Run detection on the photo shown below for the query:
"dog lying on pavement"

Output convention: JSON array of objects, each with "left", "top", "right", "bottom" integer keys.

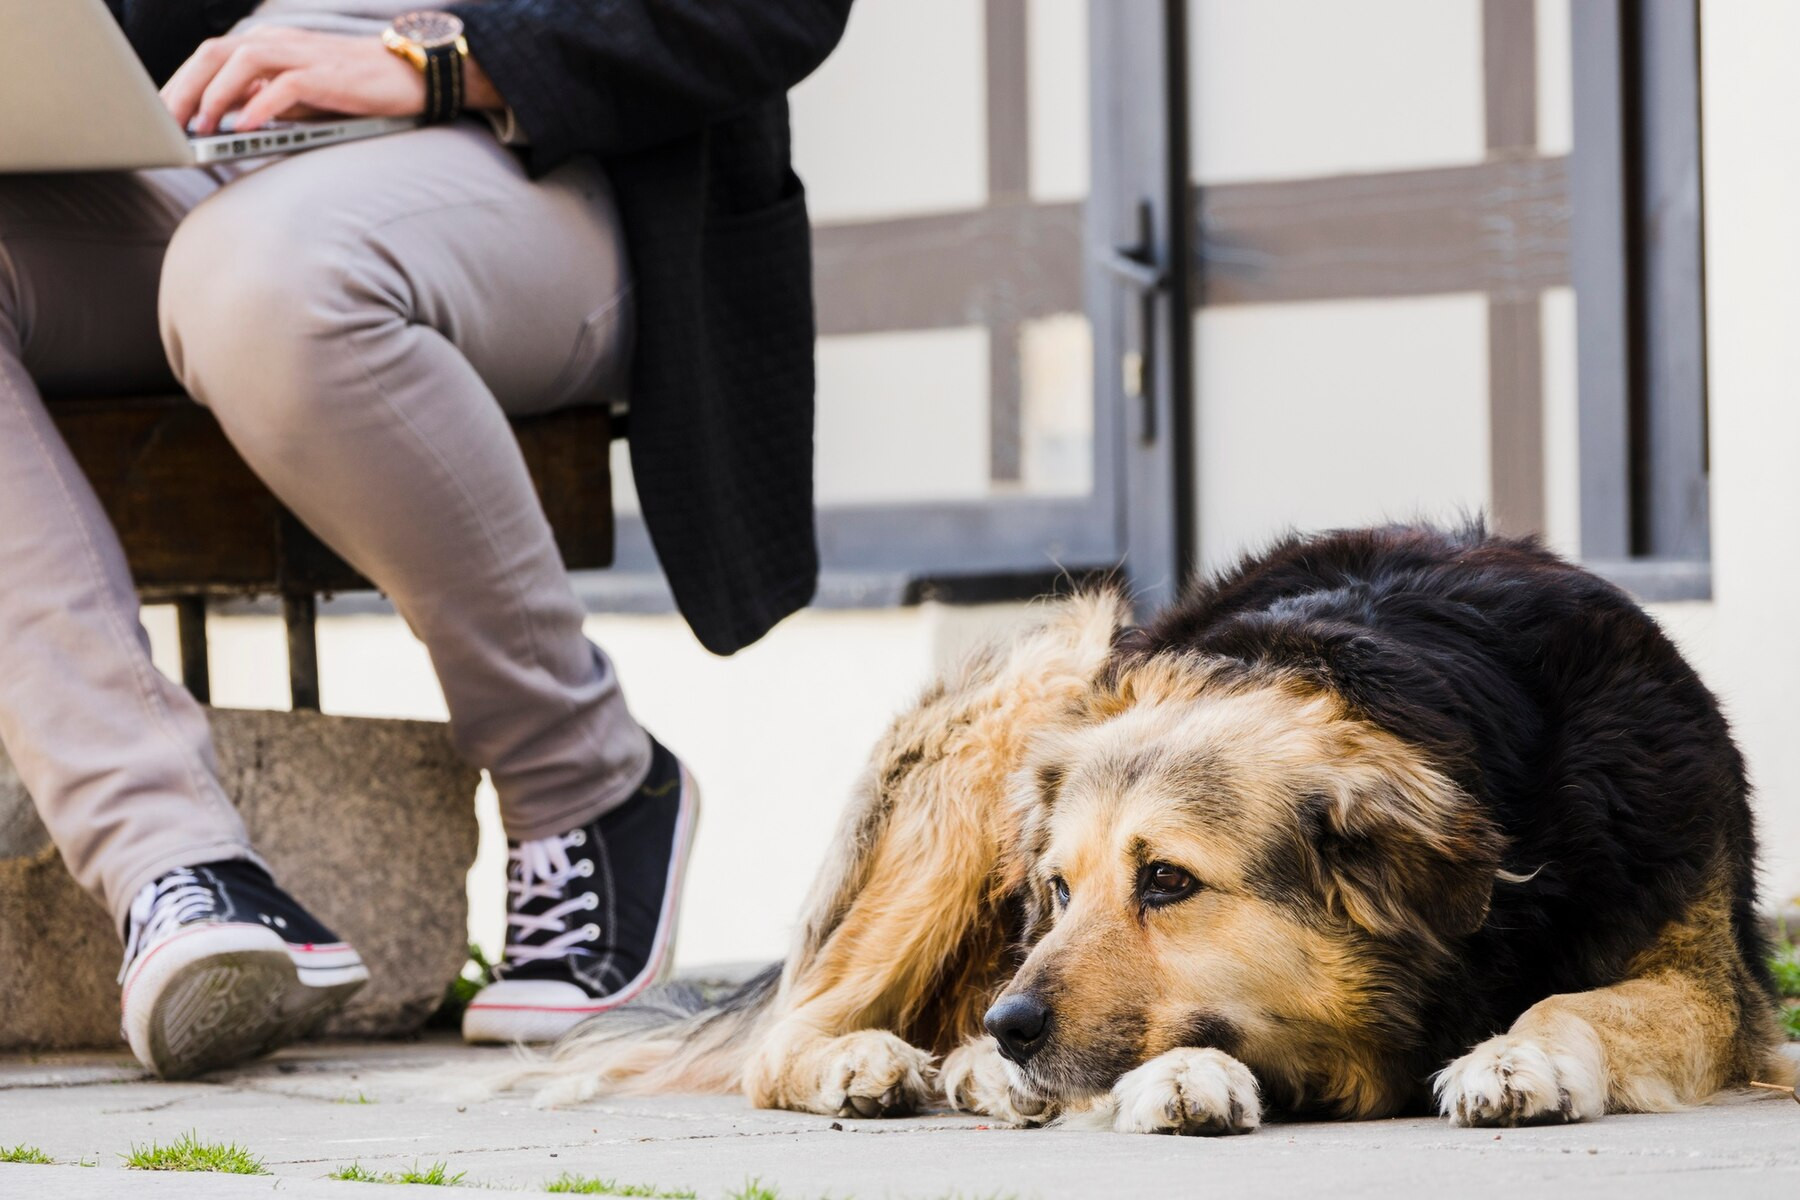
[{"left": 504, "top": 523, "right": 1794, "bottom": 1133}]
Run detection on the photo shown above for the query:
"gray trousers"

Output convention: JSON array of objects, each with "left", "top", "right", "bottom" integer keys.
[{"left": 0, "top": 124, "right": 652, "bottom": 928}]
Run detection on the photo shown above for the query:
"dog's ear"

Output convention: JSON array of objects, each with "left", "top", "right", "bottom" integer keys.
[{"left": 1301, "top": 772, "right": 1501, "bottom": 948}]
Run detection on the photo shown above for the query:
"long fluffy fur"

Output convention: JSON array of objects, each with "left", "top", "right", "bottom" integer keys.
[
  {"left": 506, "top": 588, "right": 1130, "bottom": 1109},
  {"left": 503, "top": 523, "right": 1790, "bottom": 1125}
]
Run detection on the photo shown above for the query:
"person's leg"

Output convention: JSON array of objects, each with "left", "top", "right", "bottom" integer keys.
[
  {"left": 158, "top": 125, "right": 651, "bottom": 842},
  {"left": 159, "top": 126, "right": 689, "bottom": 1040},
  {"left": 0, "top": 169, "right": 257, "bottom": 925},
  {"left": 0, "top": 171, "right": 369, "bottom": 1079}
]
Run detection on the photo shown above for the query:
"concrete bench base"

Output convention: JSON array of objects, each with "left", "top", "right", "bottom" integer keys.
[{"left": 0, "top": 708, "right": 479, "bottom": 1051}]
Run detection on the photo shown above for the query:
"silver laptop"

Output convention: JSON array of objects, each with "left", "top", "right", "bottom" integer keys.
[{"left": 0, "top": 0, "right": 419, "bottom": 173}]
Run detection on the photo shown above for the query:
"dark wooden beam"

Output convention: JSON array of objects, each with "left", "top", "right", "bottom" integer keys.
[
  {"left": 988, "top": 319, "right": 1023, "bottom": 482},
  {"left": 1484, "top": 0, "right": 1545, "bottom": 539},
  {"left": 817, "top": 157, "right": 1571, "bottom": 339},
  {"left": 1194, "top": 156, "right": 1571, "bottom": 307},
  {"left": 1487, "top": 296, "right": 1547, "bottom": 536},
  {"left": 984, "top": 0, "right": 1030, "bottom": 202},
  {"left": 1483, "top": 0, "right": 1539, "bottom": 152},
  {"left": 981, "top": 0, "right": 1032, "bottom": 481},
  {"left": 812, "top": 201, "right": 1084, "bottom": 337}
]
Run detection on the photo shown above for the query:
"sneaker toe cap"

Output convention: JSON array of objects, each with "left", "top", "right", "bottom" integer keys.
[{"left": 462, "top": 979, "right": 608, "bottom": 1044}]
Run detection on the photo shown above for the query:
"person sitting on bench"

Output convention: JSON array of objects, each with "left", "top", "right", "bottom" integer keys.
[{"left": 0, "top": 0, "right": 850, "bottom": 1077}]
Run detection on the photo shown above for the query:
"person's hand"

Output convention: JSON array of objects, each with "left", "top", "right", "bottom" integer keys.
[{"left": 161, "top": 28, "right": 427, "bottom": 135}]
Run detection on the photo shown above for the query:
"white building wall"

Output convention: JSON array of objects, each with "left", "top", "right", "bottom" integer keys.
[
  {"left": 1689, "top": 0, "right": 1800, "bottom": 908},
  {"left": 1193, "top": 294, "right": 1492, "bottom": 572}
]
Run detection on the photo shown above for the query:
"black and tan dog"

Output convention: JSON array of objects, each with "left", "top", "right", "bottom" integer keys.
[{"left": 508, "top": 524, "right": 1793, "bottom": 1133}]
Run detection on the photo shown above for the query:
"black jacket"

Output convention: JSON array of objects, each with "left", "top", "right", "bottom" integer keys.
[{"left": 109, "top": 0, "right": 853, "bottom": 654}]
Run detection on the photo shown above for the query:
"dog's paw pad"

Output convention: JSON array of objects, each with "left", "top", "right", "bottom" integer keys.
[
  {"left": 1436, "top": 1034, "right": 1604, "bottom": 1127},
  {"left": 940, "top": 1036, "right": 1053, "bottom": 1125},
  {"left": 1111, "top": 1048, "right": 1261, "bottom": 1136},
  {"left": 819, "top": 1030, "right": 935, "bottom": 1119}
]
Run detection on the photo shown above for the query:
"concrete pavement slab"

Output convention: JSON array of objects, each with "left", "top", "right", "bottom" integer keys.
[{"left": 3, "top": 1036, "right": 1798, "bottom": 1198}]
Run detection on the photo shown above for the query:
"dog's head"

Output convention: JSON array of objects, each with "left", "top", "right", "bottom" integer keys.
[{"left": 986, "top": 657, "right": 1502, "bottom": 1107}]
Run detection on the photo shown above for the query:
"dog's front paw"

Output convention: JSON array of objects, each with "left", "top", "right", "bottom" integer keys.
[
  {"left": 1109, "top": 1048, "right": 1261, "bottom": 1136},
  {"left": 940, "top": 1036, "right": 1055, "bottom": 1125},
  {"left": 1436, "top": 1032, "right": 1605, "bottom": 1127},
  {"left": 817, "top": 1030, "right": 935, "bottom": 1119}
]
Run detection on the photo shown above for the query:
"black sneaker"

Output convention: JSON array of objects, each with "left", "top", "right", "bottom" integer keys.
[
  {"left": 463, "top": 737, "right": 699, "bottom": 1044},
  {"left": 117, "top": 860, "right": 368, "bottom": 1079}
]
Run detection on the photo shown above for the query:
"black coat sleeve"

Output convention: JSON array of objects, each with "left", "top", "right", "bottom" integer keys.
[
  {"left": 444, "top": 0, "right": 855, "bottom": 170},
  {"left": 104, "top": 0, "right": 261, "bottom": 84}
]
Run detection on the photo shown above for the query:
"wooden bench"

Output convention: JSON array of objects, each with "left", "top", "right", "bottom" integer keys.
[{"left": 49, "top": 394, "right": 615, "bottom": 711}]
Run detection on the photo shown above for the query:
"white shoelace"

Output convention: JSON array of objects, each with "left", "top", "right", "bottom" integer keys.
[
  {"left": 117, "top": 868, "right": 218, "bottom": 983},
  {"left": 504, "top": 829, "right": 601, "bottom": 964}
]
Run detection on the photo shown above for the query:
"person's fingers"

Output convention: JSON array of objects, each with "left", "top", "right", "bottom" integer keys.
[
  {"left": 195, "top": 40, "right": 299, "bottom": 135},
  {"left": 232, "top": 71, "right": 311, "bottom": 132},
  {"left": 160, "top": 36, "right": 237, "bottom": 128}
]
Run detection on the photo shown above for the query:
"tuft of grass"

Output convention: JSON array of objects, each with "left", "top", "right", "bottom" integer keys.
[
  {"left": 335, "top": 1090, "right": 378, "bottom": 1105},
  {"left": 0, "top": 1145, "right": 53, "bottom": 1165},
  {"left": 330, "top": 1160, "right": 465, "bottom": 1186},
  {"left": 394, "top": 1163, "right": 466, "bottom": 1186},
  {"left": 544, "top": 1174, "right": 697, "bottom": 1198},
  {"left": 726, "top": 1181, "right": 782, "bottom": 1200},
  {"left": 123, "top": 1131, "right": 267, "bottom": 1174}
]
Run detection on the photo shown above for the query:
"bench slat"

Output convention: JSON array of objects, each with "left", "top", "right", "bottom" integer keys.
[{"left": 48, "top": 395, "right": 614, "bottom": 600}]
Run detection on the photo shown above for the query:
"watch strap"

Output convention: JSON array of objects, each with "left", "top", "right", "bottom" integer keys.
[{"left": 420, "top": 40, "right": 464, "bottom": 125}]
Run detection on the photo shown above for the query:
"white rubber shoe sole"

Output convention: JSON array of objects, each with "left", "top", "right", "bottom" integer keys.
[
  {"left": 463, "top": 767, "right": 700, "bottom": 1045},
  {"left": 120, "top": 922, "right": 368, "bottom": 1080}
]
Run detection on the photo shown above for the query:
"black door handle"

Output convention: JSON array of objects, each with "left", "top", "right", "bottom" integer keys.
[{"left": 1101, "top": 200, "right": 1166, "bottom": 441}]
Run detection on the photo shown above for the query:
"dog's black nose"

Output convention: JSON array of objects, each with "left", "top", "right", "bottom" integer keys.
[{"left": 984, "top": 993, "right": 1051, "bottom": 1065}]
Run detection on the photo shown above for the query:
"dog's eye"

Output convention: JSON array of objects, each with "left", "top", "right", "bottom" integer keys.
[
  {"left": 1050, "top": 875, "right": 1070, "bottom": 909},
  {"left": 1140, "top": 862, "right": 1199, "bottom": 906}
]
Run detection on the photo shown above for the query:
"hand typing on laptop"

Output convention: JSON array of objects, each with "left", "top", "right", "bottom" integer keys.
[{"left": 161, "top": 23, "right": 502, "bottom": 135}]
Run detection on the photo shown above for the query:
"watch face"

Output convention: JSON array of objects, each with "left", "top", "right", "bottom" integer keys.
[{"left": 392, "top": 10, "right": 465, "bottom": 48}]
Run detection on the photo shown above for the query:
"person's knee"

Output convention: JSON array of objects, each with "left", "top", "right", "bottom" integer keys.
[{"left": 159, "top": 187, "right": 392, "bottom": 434}]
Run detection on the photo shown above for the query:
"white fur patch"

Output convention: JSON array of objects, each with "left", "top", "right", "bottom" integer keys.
[
  {"left": 814, "top": 1030, "right": 936, "bottom": 1118},
  {"left": 1435, "top": 1029, "right": 1607, "bottom": 1126},
  {"left": 1104, "top": 1048, "right": 1262, "bottom": 1135},
  {"left": 940, "top": 1036, "right": 1055, "bottom": 1125}
]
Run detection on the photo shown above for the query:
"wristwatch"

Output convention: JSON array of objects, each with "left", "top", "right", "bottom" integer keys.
[{"left": 381, "top": 11, "right": 469, "bottom": 125}]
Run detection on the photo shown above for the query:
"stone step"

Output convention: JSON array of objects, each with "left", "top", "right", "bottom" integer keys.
[{"left": 0, "top": 707, "right": 479, "bottom": 1051}]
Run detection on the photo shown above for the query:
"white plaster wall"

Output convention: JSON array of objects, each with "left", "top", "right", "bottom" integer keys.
[
  {"left": 815, "top": 327, "right": 991, "bottom": 505},
  {"left": 1687, "top": 0, "right": 1800, "bottom": 908},
  {"left": 1027, "top": 0, "right": 1090, "bottom": 203},
  {"left": 1539, "top": 286, "right": 1580, "bottom": 560},
  {"left": 1193, "top": 294, "right": 1491, "bottom": 572},
  {"left": 1189, "top": 0, "right": 1484, "bottom": 185},
  {"left": 791, "top": 0, "right": 986, "bottom": 222},
  {"left": 1018, "top": 313, "right": 1094, "bottom": 495},
  {"left": 1535, "top": 0, "right": 1573, "bottom": 157}
]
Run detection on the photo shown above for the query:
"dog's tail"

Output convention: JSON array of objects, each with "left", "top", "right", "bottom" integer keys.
[{"left": 493, "top": 964, "right": 781, "bottom": 1108}]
